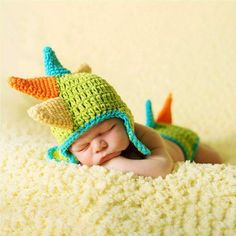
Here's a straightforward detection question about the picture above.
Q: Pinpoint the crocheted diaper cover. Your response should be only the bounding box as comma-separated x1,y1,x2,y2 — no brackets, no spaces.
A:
145,99,200,162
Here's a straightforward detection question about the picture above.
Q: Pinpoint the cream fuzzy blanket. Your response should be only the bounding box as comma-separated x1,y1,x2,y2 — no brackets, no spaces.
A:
1,119,235,236
2,2,236,235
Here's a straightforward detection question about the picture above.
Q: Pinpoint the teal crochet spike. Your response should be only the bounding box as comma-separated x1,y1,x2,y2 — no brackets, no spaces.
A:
145,99,157,128
43,47,71,76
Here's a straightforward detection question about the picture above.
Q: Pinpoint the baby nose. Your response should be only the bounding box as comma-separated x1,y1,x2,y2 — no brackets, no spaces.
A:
94,140,108,153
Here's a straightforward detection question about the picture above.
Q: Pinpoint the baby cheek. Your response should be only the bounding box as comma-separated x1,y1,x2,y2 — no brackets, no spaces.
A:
117,129,129,143
76,153,93,166
111,131,129,150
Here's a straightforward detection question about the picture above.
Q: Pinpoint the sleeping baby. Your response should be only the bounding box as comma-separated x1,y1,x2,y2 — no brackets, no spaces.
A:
9,47,222,178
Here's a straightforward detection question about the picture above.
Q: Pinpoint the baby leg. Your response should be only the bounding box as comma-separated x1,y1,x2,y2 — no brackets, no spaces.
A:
194,143,223,164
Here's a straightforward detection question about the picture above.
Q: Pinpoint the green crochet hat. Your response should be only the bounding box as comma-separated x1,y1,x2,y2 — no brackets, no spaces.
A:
9,47,151,164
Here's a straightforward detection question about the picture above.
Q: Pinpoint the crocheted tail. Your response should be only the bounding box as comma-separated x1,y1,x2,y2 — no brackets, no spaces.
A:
145,93,173,128
156,93,172,124
145,100,157,128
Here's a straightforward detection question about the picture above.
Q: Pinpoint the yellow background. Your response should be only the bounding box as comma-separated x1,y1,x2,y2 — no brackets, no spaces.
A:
1,1,236,163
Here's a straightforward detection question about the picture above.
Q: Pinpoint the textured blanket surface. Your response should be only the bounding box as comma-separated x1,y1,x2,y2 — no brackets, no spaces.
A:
1,2,236,235
1,120,236,236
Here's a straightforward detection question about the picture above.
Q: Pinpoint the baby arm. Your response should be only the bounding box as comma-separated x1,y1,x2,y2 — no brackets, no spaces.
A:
101,123,174,178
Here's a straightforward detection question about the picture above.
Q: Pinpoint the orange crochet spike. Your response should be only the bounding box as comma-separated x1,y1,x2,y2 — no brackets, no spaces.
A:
8,76,59,100
156,93,173,124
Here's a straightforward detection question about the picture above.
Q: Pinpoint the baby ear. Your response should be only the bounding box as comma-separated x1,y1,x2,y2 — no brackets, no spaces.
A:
27,97,73,129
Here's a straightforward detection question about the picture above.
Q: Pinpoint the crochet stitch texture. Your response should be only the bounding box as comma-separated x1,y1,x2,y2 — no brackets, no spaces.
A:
8,47,151,163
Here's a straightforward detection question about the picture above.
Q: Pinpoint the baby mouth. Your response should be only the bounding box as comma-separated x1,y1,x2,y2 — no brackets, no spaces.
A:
100,151,121,164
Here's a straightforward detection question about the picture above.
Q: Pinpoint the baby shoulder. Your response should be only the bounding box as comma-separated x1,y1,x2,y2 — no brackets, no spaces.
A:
134,122,164,150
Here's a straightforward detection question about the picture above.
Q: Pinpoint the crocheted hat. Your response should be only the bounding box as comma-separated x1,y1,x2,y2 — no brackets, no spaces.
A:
9,47,151,164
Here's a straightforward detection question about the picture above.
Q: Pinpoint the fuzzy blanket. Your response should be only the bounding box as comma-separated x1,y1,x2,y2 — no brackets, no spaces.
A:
1,119,235,236
2,2,236,235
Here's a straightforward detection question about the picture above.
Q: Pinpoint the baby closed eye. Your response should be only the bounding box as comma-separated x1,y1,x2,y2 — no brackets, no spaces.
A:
98,124,115,136
78,143,90,152
77,124,116,152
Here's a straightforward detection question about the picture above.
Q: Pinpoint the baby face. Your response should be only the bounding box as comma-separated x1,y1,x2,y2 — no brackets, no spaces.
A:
69,118,130,166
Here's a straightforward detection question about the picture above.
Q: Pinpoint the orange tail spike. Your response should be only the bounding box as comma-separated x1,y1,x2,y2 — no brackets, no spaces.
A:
156,93,173,124
8,76,59,100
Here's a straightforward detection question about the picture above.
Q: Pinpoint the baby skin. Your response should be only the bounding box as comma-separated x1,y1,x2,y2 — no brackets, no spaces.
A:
69,118,222,178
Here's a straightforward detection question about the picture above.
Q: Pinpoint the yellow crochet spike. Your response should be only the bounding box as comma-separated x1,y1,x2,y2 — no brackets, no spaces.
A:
76,63,92,73
27,97,73,129
8,76,59,100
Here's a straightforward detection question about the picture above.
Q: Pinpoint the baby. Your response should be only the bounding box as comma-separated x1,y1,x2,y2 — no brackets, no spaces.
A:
69,116,222,178
9,47,222,178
